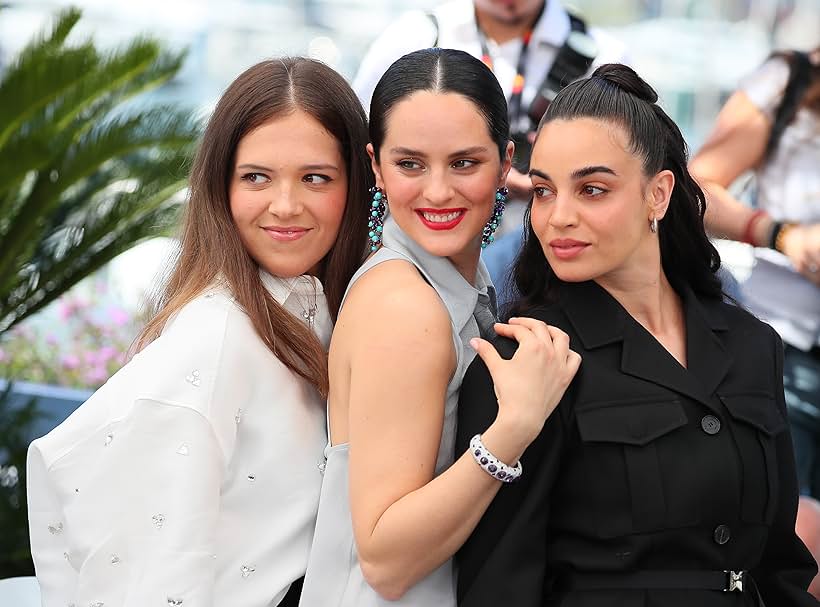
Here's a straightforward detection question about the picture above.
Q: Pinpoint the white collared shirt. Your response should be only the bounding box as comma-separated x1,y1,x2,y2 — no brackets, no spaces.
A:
27,272,331,607
353,0,630,111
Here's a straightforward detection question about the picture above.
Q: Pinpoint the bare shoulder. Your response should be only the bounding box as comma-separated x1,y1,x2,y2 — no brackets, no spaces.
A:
336,259,454,362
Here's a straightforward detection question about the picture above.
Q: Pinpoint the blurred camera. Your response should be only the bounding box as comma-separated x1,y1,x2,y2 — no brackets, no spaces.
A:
510,31,598,173
528,31,598,126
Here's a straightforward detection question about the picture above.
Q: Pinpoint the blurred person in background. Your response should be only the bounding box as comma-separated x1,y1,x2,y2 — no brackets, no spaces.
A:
797,495,820,599
353,0,629,297
690,45,820,503
26,57,372,607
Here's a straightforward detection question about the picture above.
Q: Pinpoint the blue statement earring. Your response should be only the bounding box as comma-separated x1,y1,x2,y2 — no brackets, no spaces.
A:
368,187,387,252
481,187,508,249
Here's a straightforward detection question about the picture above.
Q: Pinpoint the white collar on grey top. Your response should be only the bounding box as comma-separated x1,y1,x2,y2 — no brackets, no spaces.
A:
258,270,332,349
381,215,495,336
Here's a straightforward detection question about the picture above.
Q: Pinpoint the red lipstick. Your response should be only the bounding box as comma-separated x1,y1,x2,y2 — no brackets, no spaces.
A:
415,208,467,231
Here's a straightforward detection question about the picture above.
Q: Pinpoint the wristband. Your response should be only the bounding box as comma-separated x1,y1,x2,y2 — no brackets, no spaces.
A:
469,434,523,483
741,209,768,246
769,221,797,254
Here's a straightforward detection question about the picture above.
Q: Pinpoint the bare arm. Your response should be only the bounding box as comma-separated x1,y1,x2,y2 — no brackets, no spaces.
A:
690,90,820,284
337,262,579,599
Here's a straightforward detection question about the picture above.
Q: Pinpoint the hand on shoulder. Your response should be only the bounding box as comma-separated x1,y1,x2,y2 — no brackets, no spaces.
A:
472,316,581,446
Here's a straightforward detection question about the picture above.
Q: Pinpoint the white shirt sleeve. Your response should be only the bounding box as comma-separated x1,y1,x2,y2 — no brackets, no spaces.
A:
29,399,225,607
740,57,790,116
352,10,440,110
27,295,240,607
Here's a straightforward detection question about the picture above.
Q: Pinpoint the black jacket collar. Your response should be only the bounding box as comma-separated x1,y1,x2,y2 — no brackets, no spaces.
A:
557,280,732,410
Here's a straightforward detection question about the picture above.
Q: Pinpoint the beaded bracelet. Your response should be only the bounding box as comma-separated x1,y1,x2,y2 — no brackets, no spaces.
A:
469,434,523,483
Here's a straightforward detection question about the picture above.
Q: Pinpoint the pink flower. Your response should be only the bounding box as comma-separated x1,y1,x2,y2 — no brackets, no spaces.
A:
46,334,59,346
57,299,78,321
108,307,130,327
61,354,80,370
84,365,109,385
0,348,7,363
97,346,119,363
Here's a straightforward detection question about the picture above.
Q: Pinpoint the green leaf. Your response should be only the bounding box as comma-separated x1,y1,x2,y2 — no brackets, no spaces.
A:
0,6,200,336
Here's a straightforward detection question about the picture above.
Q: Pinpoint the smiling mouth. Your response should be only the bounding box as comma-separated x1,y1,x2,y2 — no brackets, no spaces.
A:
416,209,467,231
263,227,310,242
422,210,461,223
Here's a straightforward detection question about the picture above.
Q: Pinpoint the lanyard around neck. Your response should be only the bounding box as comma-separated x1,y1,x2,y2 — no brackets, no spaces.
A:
474,3,545,128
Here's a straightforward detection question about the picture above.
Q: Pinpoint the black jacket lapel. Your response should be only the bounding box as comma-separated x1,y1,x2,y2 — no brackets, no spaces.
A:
560,281,730,412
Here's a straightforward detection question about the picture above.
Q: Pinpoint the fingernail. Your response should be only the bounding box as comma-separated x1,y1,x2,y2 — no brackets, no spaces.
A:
470,338,480,350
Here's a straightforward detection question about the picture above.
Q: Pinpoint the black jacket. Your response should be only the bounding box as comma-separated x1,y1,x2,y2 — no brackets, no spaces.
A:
456,280,817,606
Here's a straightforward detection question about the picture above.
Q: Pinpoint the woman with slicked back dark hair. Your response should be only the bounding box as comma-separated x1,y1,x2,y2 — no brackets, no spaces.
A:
300,48,580,607
28,58,372,607
456,64,817,606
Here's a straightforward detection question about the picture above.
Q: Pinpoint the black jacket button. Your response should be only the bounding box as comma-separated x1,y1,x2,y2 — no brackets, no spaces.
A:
701,415,721,435
714,524,731,545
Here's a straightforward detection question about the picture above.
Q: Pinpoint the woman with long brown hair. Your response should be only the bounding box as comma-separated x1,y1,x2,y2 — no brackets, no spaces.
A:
27,57,371,607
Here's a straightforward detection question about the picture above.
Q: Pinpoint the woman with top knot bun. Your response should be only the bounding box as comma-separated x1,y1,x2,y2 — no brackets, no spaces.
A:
455,63,818,607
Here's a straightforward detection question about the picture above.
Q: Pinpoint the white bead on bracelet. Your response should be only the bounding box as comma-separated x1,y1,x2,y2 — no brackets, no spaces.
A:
469,434,523,483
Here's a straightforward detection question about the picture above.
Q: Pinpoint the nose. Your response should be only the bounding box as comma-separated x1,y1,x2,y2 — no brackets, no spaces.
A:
548,192,578,229
267,182,303,218
422,169,455,206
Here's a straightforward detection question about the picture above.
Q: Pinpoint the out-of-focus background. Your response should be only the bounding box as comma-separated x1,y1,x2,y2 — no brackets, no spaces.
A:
0,0,817,581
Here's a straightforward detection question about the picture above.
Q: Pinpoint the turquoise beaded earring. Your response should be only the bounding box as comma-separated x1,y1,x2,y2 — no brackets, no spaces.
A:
481,187,508,249
368,187,387,252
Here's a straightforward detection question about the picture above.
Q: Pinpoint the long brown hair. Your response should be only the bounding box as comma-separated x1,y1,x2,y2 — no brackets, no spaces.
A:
136,58,372,396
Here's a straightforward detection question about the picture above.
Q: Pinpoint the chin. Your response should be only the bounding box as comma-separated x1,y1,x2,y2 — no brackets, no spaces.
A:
547,261,596,284
259,258,321,279
415,234,477,261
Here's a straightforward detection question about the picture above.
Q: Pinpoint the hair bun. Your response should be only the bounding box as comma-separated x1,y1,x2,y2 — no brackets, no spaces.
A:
591,63,658,104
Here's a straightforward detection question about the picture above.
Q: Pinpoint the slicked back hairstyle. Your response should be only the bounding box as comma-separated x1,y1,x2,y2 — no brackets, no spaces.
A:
368,48,510,162
511,63,723,317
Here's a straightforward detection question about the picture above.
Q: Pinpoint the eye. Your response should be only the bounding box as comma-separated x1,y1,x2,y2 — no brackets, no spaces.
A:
582,185,607,196
397,159,423,170
303,174,331,184
451,159,477,169
533,185,554,199
241,172,269,184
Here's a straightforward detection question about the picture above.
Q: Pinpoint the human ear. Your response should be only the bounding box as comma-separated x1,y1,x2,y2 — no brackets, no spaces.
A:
366,143,385,190
648,169,674,221
500,140,514,184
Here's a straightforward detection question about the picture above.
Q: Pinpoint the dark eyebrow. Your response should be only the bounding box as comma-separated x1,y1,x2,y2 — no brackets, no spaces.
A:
450,146,489,157
572,165,617,179
389,147,424,156
236,163,340,173
237,163,273,172
388,146,490,157
529,166,618,181
299,164,340,172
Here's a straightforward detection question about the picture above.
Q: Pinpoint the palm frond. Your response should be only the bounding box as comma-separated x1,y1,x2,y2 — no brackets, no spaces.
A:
0,7,200,336
0,107,199,285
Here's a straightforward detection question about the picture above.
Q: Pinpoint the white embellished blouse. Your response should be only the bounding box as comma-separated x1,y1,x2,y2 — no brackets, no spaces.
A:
27,272,331,607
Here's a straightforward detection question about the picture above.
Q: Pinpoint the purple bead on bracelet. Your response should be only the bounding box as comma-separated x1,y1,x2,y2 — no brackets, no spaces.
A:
469,434,523,483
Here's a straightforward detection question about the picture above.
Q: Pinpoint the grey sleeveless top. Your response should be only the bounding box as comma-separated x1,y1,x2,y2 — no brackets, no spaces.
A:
299,215,494,607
